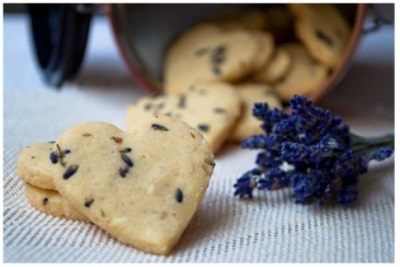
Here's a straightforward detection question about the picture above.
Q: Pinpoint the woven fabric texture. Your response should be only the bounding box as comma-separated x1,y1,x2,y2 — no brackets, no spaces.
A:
3,15,394,263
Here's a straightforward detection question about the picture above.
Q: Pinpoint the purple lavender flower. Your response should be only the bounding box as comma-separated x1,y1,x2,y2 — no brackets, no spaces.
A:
234,95,394,205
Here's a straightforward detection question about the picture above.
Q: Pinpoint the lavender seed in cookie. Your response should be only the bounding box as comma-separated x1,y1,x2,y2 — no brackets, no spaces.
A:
152,124,169,131
43,197,49,206
144,103,153,110
198,124,209,132
119,166,129,178
175,188,183,203
213,107,225,113
121,154,134,167
195,47,209,56
50,152,58,164
178,95,186,108
63,165,79,179
82,133,92,137
212,65,222,75
212,44,226,65
316,29,334,47
111,136,123,143
56,144,66,166
84,198,94,208
120,148,132,153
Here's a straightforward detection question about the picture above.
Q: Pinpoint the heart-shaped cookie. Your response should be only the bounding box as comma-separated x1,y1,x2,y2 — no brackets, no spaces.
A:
50,116,214,255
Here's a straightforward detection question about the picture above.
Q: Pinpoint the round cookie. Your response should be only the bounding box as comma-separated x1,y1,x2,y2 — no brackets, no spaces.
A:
251,30,275,72
164,24,259,95
288,4,351,67
253,47,291,83
273,43,329,101
229,83,282,142
24,182,89,222
17,143,57,190
127,82,242,154
50,117,214,255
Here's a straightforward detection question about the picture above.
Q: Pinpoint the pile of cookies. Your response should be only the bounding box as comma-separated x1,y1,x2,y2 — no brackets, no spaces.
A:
126,4,351,155
17,116,215,255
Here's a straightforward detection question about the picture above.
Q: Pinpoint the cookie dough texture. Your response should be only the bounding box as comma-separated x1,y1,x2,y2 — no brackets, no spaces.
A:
17,143,57,190
50,117,214,255
126,82,242,154
164,23,259,95
24,182,89,222
253,47,292,83
229,83,282,142
274,43,329,101
288,4,351,67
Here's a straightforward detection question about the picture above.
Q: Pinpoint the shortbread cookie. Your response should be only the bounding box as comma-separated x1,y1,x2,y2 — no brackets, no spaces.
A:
164,24,259,95
24,182,89,222
273,43,328,101
127,82,241,154
206,8,268,31
251,31,275,72
50,117,214,255
288,4,351,67
17,143,57,190
253,47,291,83
229,83,282,142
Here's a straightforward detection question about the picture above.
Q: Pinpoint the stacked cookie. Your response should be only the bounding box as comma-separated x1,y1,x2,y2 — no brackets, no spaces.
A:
164,4,350,100
17,116,215,255
127,4,350,154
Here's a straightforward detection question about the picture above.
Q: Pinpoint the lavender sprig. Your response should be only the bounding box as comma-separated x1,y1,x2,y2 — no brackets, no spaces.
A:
234,95,394,205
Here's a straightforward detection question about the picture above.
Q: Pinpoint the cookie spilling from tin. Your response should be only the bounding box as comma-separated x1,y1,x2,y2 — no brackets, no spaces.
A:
49,116,214,255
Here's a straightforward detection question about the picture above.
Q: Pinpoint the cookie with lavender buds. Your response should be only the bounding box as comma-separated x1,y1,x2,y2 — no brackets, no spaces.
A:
17,143,58,190
229,83,282,142
164,23,259,95
24,182,89,222
252,47,292,83
251,30,275,72
50,117,214,255
127,82,242,154
273,43,328,100
288,4,351,67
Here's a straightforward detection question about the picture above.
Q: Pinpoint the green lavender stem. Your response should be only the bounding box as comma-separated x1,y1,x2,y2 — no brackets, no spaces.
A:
350,133,394,156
